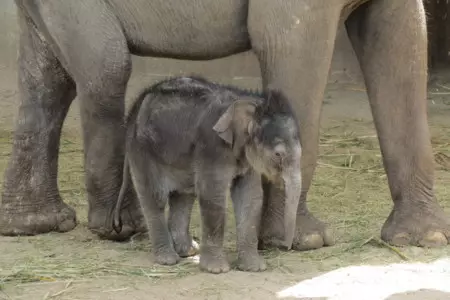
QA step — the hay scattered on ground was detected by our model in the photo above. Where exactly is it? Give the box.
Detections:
[1,118,450,287]
[1,260,198,285]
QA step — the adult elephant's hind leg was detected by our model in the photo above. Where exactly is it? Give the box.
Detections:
[249,0,341,251]
[0,11,76,235]
[76,45,146,241]
[346,0,450,247]
[48,2,147,240]
[78,60,146,241]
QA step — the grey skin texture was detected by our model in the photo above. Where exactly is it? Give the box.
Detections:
[1,0,449,250]
[112,76,302,273]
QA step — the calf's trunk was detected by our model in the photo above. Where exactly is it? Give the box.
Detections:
[281,169,302,249]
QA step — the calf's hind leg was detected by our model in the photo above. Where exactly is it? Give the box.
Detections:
[346,0,450,246]
[129,159,180,265]
[168,192,198,257]
[0,9,77,236]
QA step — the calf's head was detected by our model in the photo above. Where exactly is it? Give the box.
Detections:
[213,91,302,248]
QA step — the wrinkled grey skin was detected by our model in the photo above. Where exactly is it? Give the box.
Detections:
[1,0,449,250]
[112,76,302,273]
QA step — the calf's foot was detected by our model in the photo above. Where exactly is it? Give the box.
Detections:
[172,235,199,258]
[0,200,77,236]
[381,201,450,247]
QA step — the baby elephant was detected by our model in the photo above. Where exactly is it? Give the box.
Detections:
[113,76,302,274]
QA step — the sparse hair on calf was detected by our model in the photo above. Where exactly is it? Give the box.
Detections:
[113,75,302,273]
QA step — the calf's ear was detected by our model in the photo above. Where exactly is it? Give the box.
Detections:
[213,106,235,145]
[213,99,258,147]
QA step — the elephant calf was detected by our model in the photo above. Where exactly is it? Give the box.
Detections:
[113,76,302,274]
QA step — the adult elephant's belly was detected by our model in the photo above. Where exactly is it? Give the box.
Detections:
[107,0,252,59]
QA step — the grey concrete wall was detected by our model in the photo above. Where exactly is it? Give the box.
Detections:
[0,1,19,70]
[0,1,363,85]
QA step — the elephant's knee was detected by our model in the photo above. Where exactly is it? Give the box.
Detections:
[75,44,131,162]
[76,38,131,103]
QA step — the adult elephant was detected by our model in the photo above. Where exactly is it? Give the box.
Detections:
[0,0,448,250]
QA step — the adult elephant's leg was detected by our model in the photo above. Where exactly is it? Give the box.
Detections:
[0,10,77,235]
[76,51,146,240]
[41,1,146,240]
[249,0,342,250]
[76,41,146,239]
[346,0,450,247]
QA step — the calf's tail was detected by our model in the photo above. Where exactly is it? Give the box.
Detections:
[113,154,130,233]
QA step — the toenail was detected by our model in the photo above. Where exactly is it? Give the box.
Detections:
[419,231,447,247]
[295,233,324,250]
[323,229,336,246]
[391,232,411,246]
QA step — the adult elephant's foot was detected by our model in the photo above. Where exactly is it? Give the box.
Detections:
[236,251,267,272]
[199,247,230,274]
[258,209,335,251]
[88,200,147,241]
[154,247,181,266]
[0,200,77,236]
[381,201,450,247]
[292,211,335,251]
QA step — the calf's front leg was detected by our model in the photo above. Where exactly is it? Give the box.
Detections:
[196,166,234,274]
[231,171,266,272]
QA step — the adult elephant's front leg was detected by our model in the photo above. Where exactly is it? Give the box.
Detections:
[249,0,342,251]
[347,0,450,247]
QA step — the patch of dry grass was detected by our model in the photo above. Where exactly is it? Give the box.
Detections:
[1,118,450,287]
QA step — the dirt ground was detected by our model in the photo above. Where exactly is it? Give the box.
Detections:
[1,57,450,300]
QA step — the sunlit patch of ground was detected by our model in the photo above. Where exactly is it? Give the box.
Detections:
[277,258,450,300]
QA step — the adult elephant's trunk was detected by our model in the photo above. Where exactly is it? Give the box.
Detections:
[281,168,302,249]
